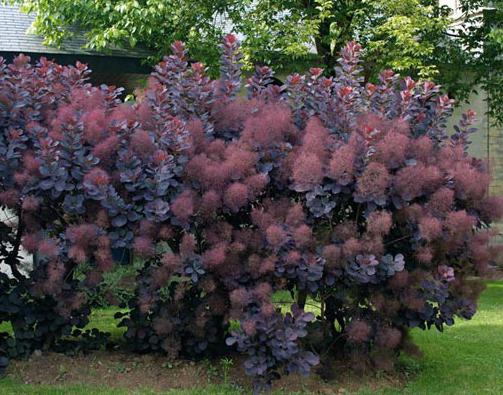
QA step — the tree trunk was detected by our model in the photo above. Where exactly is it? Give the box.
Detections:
[297,289,308,310]
[314,20,337,70]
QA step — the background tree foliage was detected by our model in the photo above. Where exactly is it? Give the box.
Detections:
[13,0,503,123]
[451,0,503,125]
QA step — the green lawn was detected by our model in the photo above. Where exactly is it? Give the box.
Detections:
[1,281,502,394]
[384,280,503,395]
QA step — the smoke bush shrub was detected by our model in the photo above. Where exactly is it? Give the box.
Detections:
[1,36,502,391]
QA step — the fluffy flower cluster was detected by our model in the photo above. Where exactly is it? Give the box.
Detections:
[1,38,502,391]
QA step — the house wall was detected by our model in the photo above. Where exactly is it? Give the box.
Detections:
[448,89,503,244]
[448,89,503,197]
[439,0,462,18]
[440,0,503,196]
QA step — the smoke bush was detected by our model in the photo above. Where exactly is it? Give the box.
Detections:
[1,35,502,391]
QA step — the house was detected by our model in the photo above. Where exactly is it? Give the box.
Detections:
[440,0,503,197]
[0,4,152,91]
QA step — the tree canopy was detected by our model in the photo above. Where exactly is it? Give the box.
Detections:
[13,0,503,124]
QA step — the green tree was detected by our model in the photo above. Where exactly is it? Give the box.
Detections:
[13,0,503,123]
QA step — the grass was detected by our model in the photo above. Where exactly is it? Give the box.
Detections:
[360,280,503,395]
[0,380,248,395]
[1,281,502,394]
[384,280,503,395]
[87,308,127,342]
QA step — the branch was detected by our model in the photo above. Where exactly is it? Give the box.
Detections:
[4,207,25,281]
[445,32,462,38]
[384,234,413,246]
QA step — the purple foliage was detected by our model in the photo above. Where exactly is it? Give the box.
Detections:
[1,37,502,392]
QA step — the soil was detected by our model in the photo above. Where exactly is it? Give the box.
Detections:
[6,350,406,394]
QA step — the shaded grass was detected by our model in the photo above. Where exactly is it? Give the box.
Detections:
[0,308,126,341]
[0,379,247,395]
[1,281,502,394]
[88,308,126,342]
[0,320,11,334]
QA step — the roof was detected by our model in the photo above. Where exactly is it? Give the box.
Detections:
[0,5,151,59]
